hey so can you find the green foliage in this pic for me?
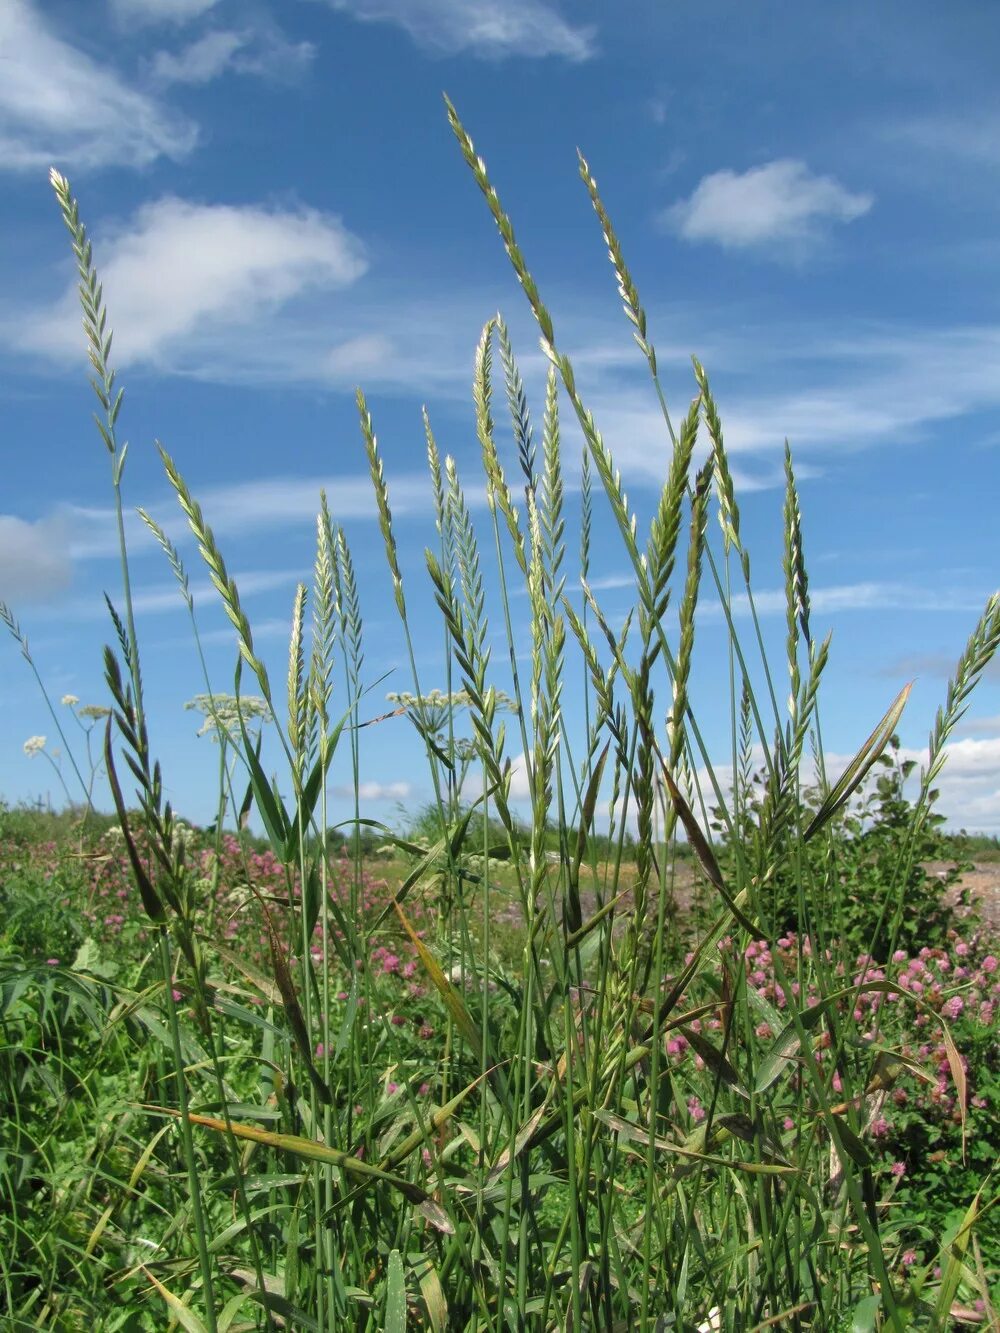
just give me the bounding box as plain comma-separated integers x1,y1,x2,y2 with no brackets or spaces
717,736,974,962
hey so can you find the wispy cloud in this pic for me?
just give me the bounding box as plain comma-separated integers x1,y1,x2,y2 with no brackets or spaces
586,577,989,619
880,650,1000,684
882,112,1000,168
578,318,1000,485
29,567,304,620
158,472,454,537
708,582,989,618
955,714,1000,738
150,27,316,87
663,160,872,254
109,0,221,24
59,469,478,565
131,569,303,616
18,195,367,368
334,779,413,801
0,514,73,602
890,737,1000,834
0,0,197,172
321,0,595,60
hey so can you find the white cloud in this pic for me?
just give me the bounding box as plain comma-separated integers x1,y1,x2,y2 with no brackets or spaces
505,751,531,801
0,514,73,602
335,780,413,801
44,468,479,567
131,568,303,615
956,714,1000,737
20,196,367,367
110,0,221,24
0,0,197,171
160,472,450,537
322,0,595,60
702,582,990,619
326,333,396,379
883,113,1000,168
572,318,1000,493
664,159,872,251
585,577,990,619
150,28,316,86
866,737,1000,834
151,30,245,84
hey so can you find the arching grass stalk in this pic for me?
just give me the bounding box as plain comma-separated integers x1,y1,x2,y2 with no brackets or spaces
48,170,220,1329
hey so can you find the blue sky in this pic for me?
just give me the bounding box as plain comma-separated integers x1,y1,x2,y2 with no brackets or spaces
2,0,1000,832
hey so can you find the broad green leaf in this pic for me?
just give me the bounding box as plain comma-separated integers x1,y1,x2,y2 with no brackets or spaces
805,682,911,839
163,1109,454,1233
754,999,830,1095
851,1292,881,1333
416,1259,447,1333
238,704,290,852
934,1187,984,1326
679,1025,749,1101
393,901,483,1068
660,763,759,936
384,1249,406,1333
104,717,163,923
140,1266,209,1333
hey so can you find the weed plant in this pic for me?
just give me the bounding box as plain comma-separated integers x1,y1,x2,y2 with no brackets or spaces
2,104,999,1330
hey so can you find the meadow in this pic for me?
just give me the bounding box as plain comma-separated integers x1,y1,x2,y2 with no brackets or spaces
2,102,999,1330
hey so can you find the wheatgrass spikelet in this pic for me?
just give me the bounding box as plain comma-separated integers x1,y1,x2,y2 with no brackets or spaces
335,525,364,688
447,102,645,591
475,320,527,574
668,462,711,767
541,366,565,600
137,509,193,613
424,409,446,537
693,358,749,580
644,394,700,642
49,169,123,462
924,591,1000,795
157,444,271,701
783,442,811,647
445,98,555,348
309,493,337,732
1,603,30,663
498,316,535,491
580,446,592,585
287,581,308,765
358,390,406,618
446,456,490,684
424,543,513,833
578,153,658,386
782,446,804,722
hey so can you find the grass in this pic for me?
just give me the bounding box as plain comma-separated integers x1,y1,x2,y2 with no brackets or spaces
1,103,999,1329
